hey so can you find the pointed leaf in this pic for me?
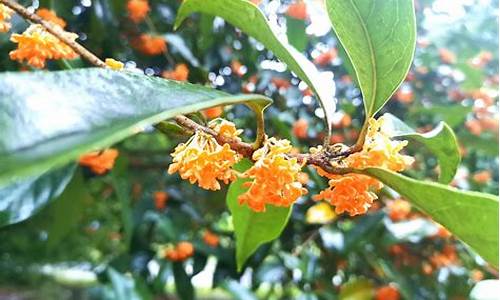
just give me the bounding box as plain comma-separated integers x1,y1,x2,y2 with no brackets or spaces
363,167,499,267
382,113,460,183
226,159,292,271
0,68,271,185
326,0,416,117
175,0,336,133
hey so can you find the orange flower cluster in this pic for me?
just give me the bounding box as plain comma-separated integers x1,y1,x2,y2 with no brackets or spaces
0,4,13,33
168,120,241,190
162,63,189,81
37,8,66,28
132,34,167,55
127,0,150,23
164,242,194,262
9,24,79,68
375,284,401,300
314,48,337,66
79,149,119,175
313,117,413,216
292,118,308,139
238,138,307,212
154,191,169,210
203,230,219,247
313,170,383,216
286,1,308,20
203,106,223,119
429,244,458,268
387,198,412,221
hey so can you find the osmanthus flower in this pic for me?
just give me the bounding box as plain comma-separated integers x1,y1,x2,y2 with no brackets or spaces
36,8,67,28
238,137,307,212
79,149,119,175
162,63,189,81
168,120,242,191
9,24,79,68
313,168,383,216
313,116,413,216
127,0,150,23
0,4,14,33
346,116,414,171
132,34,167,56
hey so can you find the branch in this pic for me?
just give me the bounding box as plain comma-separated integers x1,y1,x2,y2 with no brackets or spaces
173,115,355,175
0,0,106,68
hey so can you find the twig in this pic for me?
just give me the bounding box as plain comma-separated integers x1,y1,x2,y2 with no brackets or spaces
0,0,106,67
173,115,355,175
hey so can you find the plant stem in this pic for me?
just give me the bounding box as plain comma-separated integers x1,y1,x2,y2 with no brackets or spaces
0,0,106,67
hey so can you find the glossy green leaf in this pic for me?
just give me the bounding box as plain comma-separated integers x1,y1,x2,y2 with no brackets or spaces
0,164,76,227
364,167,499,267
226,158,293,271
0,68,271,186
175,0,337,133
382,113,460,183
326,0,416,117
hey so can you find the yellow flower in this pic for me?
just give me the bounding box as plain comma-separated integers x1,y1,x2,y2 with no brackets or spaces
208,119,243,140
346,116,414,171
168,121,242,190
105,58,124,70
305,202,337,224
238,138,307,212
0,4,14,33
9,24,79,68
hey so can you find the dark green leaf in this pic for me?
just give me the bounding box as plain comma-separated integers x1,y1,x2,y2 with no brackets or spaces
0,164,76,227
172,262,195,300
326,0,416,117
0,68,271,185
364,167,499,267
382,113,460,183
226,158,293,271
175,0,337,133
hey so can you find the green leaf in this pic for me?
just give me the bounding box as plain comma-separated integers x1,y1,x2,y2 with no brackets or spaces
226,158,293,271
363,168,499,267
326,0,416,117
381,113,460,184
286,16,308,52
0,164,76,227
175,0,337,133
0,68,271,186
172,262,195,300
107,268,143,300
